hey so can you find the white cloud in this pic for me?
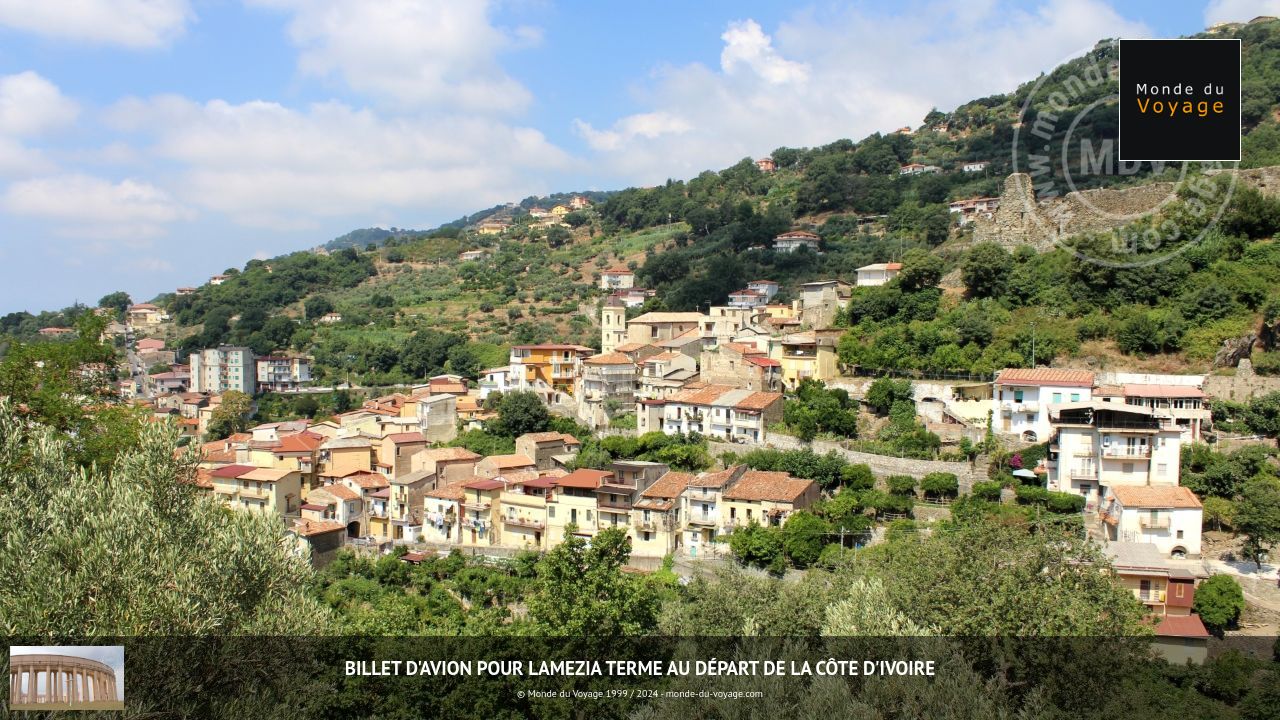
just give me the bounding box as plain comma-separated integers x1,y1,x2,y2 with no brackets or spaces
1,173,188,240
576,0,1150,184
0,72,79,137
108,95,573,229
1205,0,1280,24
0,0,192,48
247,0,534,112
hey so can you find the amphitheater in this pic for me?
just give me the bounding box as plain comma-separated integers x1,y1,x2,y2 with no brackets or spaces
9,652,120,708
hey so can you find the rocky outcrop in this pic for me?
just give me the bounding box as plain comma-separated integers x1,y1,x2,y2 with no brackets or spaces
1214,333,1257,368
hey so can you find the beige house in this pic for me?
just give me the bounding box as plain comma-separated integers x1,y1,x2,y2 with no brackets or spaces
546,468,611,547
126,303,165,326
631,471,692,557
854,262,903,287
209,465,302,517
410,447,482,488
599,268,635,290
770,330,840,390
638,384,785,444
1102,485,1203,558
514,432,581,470
499,475,555,550
625,312,707,345
1047,401,1183,511
638,351,698,400
721,471,819,530
476,453,538,478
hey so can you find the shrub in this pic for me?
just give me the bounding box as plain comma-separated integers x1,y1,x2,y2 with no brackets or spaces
886,474,917,496
971,481,1003,501
1194,575,1246,636
1045,491,1086,514
920,472,959,498
841,463,876,491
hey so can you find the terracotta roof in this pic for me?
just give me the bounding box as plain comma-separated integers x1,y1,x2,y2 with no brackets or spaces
644,351,682,363
291,519,345,537
343,472,390,490
613,342,649,353
428,381,467,394
556,468,612,489
300,502,328,511
426,480,468,501
484,454,537,469
1109,485,1202,510
418,447,482,462
1154,614,1209,638
996,368,1095,388
274,432,324,454
1122,384,1206,399
642,471,694,499
584,352,635,366
464,478,506,491
136,338,165,350
520,431,580,445
511,343,594,351
318,484,361,501
603,267,634,274
775,230,819,239
516,476,558,489
721,342,764,356
688,466,744,489
745,356,781,368
384,431,427,444
369,487,390,498
734,391,784,411
723,471,815,503
192,468,214,489
210,464,256,479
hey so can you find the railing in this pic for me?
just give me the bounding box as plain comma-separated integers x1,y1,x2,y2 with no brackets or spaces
1102,446,1151,458
239,487,270,499
503,516,545,530
1136,589,1167,603
1072,448,1094,457
1139,516,1170,529
687,514,718,526
634,518,662,532
1069,469,1096,480
598,497,632,510
462,500,491,511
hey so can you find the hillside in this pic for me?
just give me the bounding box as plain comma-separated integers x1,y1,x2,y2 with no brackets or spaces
9,19,1280,388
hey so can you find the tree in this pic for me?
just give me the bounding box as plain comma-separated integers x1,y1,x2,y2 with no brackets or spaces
1202,496,1235,530
304,295,334,321
921,472,959,499
446,344,482,379
1193,574,1246,636
0,400,331,636
728,522,785,571
781,511,829,568
400,329,462,378
865,377,913,416
207,390,253,440
1244,391,1280,448
961,242,1012,299
97,291,131,315
526,527,658,635
896,249,944,291
1234,476,1280,571
490,391,550,437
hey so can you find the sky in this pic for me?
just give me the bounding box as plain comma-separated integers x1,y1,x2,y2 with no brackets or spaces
10,645,125,700
0,0,1274,314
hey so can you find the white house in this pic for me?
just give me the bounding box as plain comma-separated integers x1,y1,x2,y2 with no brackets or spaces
948,197,1000,225
599,268,635,290
899,163,941,175
855,262,903,287
1103,485,1202,558
772,230,820,254
961,161,989,172
478,366,513,400
746,280,779,302
993,368,1095,442
1047,401,1183,510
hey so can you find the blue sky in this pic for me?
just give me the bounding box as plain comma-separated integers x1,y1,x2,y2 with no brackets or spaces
0,0,1271,314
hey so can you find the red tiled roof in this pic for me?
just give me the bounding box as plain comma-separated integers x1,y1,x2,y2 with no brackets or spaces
210,464,256,478
345,472,391,490
1155,614,1209,638
723,471,815,503
464,478,506,491
776,230,819,239
1109,486,1202,509
745,356,781,368
688,466,744,489
520,431,580,445
300,502,328,511
418,447,482,462
425,480,468,501
735,391,784,411
996,368,1095,388
641,471,693,499
292,519,345,537
484,453,537,469
274,432,324,454
384,431,427,444
556,468,612,489
318,484,360,501
584,352,635,366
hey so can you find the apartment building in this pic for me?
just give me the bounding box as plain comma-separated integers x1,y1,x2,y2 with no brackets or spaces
255,355,312,392
190,346,256,394
993,368,1095,442
302,483,363,538
773,230,820,253
1100,384,1212,442
209,465,302,517
1047,401,1183,509
1102,485,1203,558
514,432,581,470
638,351,698,400
509,343,594,401
377,431,429,478
637,384,784,443
499,475,555,550
700,342,780,391
682,465,748,555
599,267,635,290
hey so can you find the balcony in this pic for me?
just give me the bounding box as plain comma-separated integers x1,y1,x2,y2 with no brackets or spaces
1102,446,1151,459
240,487,270,500
598,496,632,511
1136,589,1167,603
1139,515,1170,529
687,514,719,527
503,516,545,530
462,500,492,511
634,518,660,532
1072,447,1095,457
1069,469,1096,480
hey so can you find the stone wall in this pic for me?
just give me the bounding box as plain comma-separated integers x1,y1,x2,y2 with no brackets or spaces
1203,360,1280,402
711,438,984,492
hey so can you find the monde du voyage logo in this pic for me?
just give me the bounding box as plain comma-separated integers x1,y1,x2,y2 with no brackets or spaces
1119,38,1241,162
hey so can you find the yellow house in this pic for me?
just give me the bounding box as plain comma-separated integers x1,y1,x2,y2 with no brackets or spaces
631,471,691,557
460,478,504,545
550,204,571,217
509,344,593,399
545,468,611,547
770,330,840,390
209,464,303,517
319,436,374,479
377,431,428,477
499,475,555,550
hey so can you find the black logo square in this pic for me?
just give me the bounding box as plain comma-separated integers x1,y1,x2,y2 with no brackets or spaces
1119,38,1240,162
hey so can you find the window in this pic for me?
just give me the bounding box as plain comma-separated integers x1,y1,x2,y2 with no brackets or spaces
586,510,593,522
1176,530,1184,539
1070,393,1080,402
730,507,736,519
1123,463,1134,474
1052,392,1062,403
1014,390,1024,402
643,531,651,542
548,506,555,518
1157,463,1168,476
